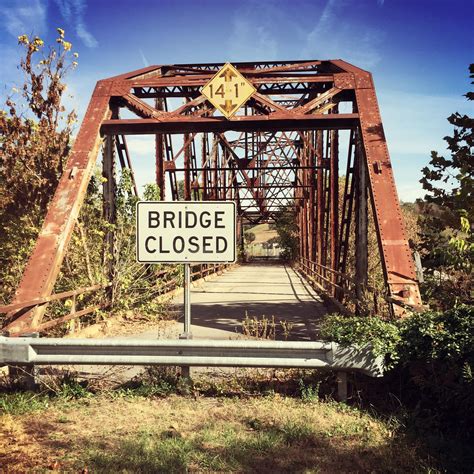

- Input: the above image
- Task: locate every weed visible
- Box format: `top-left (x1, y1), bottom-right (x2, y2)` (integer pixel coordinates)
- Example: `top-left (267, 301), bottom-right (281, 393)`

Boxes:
top-left (41, 371), bottom-right (92, 400)
top-left (0, 391), bottom-right (50, 415)
top-left (84, 429), bottom-right (195, 472)
top-left (118, 366), bottom-right (182, 399)
top-left (280, 319), bottom-right (295, 340)
top-left (280, 420), bottom-right (315, 444)
top-left (241, 312), bottom-right (295, 340)
top-left (242, 312), bottom-right (276, 339)
top-left (299, 377), bottom-right (320, 402)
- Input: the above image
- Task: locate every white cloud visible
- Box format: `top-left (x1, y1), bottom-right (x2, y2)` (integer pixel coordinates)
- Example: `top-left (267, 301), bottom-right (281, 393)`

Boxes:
top-left (139, 49), bottom-right (149, 67)
top-left (227, 1), bottom-right (281, 61)
top-left (301, 0), bottom-right (382, 68)
top-left (0, 0), bottom-right (47, 37)
top-left (378, 88), bottom-right (470, 202)
top-left (54, 0), bottom-right (98, 48)
top-left (379, 89), bottom-right (468, 156)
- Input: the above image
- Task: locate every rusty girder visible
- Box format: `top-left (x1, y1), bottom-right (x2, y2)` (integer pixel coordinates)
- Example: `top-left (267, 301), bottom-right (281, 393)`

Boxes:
top-left (1, 59), bottom-right (422, 335)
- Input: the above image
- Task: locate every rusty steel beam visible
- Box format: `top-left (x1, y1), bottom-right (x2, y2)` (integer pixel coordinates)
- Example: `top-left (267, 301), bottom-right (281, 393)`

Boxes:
top-left (332, 60), bottom-right (422, 313)
top-left (101, 114), bottom-right (359, 135)
top-left (3, 81), bottom-right (112, 334)
top-left (329, 120), bottom-right (339, 294)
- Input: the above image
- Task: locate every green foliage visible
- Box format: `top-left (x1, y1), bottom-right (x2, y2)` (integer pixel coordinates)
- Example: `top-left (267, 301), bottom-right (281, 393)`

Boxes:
top-left (244, 231), bottom-right (256, 244)
top-left (321, 306), bottom-right (474, 375)
top-left (298, 378), bottom-right (320, 402)
top-left (55, 375), bottom-right (92, 400)
top-left (320, 314), bottom-right (401, 369)
top-left (0, 391), bottom-right (50, 415)
top-left (321, 306), bottom-right (474, 438)
top-left (122, 366), bottom-right (182, 398)
top-left (0, 29), bottom-right (78, 213)
top-left (0, 29), bottom-right (78, 307)
top-left (398, 305), bottom-right (474, 366)
top-left (417, 64), bottom-right (473, 310)
top-left (420, 64), bottom-right (473, 219)
top-left (143, 183), bottom-right (161, 201)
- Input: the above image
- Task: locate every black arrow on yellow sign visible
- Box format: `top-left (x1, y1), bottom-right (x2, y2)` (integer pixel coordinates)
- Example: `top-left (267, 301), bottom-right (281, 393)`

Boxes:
top-left (220, 69), bottom-right (237, 82)
top-left (222, 100), bottom-right (236, 114)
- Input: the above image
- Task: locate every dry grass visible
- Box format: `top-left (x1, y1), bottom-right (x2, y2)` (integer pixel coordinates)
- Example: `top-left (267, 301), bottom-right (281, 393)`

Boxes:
top-left (247, 223), bottom-right (278, 244)
top-left (0, 392), bottom-right (437, 473)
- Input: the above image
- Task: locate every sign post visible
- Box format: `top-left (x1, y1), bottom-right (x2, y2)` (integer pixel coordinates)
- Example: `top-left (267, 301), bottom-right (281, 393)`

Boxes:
top-left (136, 201), bottom-right (236, 350)
top-left (181, 262), bottom-right (192, 339)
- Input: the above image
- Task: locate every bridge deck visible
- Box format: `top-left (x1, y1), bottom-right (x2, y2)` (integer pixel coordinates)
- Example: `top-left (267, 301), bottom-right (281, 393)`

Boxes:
top-left (168, 263), bottom-right (328, 341)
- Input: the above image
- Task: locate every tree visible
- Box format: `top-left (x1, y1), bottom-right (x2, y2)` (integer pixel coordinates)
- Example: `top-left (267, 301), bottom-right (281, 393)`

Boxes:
top-left (244, 231), bottom-right (256, 244)
top-left (273, 207), bottom-right (299, 261)
top-left (0, 28), bottom-right (78, 214)
top-left (0, 28), bottom-right (78, 304)
top-left (417, 64), bottom-right (473, 309)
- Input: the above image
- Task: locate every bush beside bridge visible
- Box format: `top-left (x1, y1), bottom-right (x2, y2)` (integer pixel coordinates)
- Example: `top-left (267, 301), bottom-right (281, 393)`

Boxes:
top-left (321, 305), bottom-right (474, 441)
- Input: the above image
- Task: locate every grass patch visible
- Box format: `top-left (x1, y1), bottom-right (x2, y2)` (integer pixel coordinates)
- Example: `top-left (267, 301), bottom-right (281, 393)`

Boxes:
top-left (86, 429), bottom-right (196, 473)
top-left (0, 368), bottom-right (471, 471)
top-left (1, 394), bottom-right (440, 472)
top-left (76, 399), bottom-right (434, 473)
top-left (0, 391), bottom-right (50, 415)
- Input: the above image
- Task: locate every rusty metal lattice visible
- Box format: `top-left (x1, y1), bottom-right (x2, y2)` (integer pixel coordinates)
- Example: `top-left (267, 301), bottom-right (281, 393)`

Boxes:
top-left (1, 59), bottom-right (423, 335)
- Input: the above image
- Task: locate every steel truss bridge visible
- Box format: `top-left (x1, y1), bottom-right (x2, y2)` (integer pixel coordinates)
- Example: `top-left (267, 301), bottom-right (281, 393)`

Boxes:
top-left (1, 59), bottom-right (423, 336)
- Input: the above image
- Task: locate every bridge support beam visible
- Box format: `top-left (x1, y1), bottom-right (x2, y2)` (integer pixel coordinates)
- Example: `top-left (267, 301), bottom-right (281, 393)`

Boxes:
top-left (103, 133), bottom-right (116, 305)
top-left (355, 131), bottom-right (368, 314)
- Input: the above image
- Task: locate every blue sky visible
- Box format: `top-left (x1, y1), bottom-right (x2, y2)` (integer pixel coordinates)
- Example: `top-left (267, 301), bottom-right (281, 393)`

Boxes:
top-left (0, 0), bottom-right (472, 201)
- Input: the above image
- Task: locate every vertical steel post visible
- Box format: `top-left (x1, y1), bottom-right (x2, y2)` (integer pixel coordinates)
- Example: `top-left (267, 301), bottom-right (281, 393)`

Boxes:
top-left (337, 371), bottom-right (348, 402)
top-left (184, 132), bottom-right (191, 201)
top-left (180, 262), bottom-right (192, 380)
top-left (180, 262), bottom-right (192, 339)
top-left (308, 132), bottom-right (316, 263)
top-left (212, 135), bottom-right (218, 200)
top-left (355, 131), bottom-right (368, 313)
top-left (103, 131), bottom-right (116, 304)
top-left (201, 134), bottom-right (207, 200)
top-left (155, 99), bottom-right (165, 200)
top-left (316, 130), bottom-right (324, 282)
top-left (330, 124), bottom-right (339, 294)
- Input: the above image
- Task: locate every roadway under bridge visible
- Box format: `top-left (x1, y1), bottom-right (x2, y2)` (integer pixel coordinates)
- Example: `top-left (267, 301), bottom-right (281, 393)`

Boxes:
top-left (164, 262), bottom-right (328, 341)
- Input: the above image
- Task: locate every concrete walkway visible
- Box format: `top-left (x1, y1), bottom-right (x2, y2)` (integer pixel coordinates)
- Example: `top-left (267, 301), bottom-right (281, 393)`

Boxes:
top-left (156, 263), bottom-right (328, 341)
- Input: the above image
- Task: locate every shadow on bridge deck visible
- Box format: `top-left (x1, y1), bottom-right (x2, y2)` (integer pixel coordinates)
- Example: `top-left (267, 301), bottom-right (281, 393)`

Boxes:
top-left (167, 263), bottom-right (328, 341)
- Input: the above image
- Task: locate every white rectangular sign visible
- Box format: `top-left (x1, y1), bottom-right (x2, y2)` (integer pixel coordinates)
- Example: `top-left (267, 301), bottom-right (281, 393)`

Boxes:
top-left (136, 201), bottom-right (236, 263)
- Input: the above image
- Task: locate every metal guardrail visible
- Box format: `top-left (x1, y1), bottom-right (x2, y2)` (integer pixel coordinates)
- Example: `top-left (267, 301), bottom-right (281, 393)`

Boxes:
top-left (0, 337), bottom-right (383, 378)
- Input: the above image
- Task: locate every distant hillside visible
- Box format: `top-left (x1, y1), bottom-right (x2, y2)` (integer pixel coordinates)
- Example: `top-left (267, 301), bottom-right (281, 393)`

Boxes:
top-left (245, 223), bottom-right (278, 244)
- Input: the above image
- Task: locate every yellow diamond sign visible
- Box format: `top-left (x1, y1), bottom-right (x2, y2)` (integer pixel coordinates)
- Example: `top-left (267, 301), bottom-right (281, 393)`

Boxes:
top-left (201, 63), bottom-right (256, 119)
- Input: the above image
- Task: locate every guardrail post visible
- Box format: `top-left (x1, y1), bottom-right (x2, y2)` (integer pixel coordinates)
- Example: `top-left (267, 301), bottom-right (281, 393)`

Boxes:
top-left (336, 371), bottom-right (348, 402)
top-left (8, 332), bottom-right (39, 390)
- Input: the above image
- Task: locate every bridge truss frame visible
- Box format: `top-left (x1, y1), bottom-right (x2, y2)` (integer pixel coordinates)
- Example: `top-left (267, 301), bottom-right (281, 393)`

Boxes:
top-left (2, 59), bottom-right (423, 335)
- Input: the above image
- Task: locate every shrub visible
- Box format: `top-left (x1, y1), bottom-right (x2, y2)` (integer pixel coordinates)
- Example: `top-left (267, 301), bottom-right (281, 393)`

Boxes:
top-left (321, 305), bottom-right (474, 438)
top-left (320, 314), bottom-right (400, 369)
top-left (398, 305), bottom-right (474, 366)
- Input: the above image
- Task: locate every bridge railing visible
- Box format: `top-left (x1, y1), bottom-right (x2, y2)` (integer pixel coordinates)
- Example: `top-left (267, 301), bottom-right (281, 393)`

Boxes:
top-left (0, 263), bottom-right (232, 336)
top-left (298, 257), bottom-right (356, 297)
